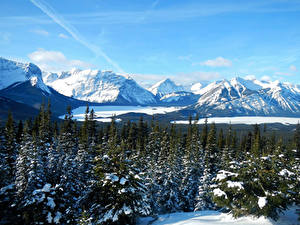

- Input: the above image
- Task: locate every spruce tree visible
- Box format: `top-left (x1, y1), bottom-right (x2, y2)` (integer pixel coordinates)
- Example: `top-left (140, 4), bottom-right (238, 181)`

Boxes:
top-left (294, 122), bottom-right (300, 158)
top-left (57, 106), bottom-right (79, 223)
top-left (4, 111), bottom-right (17, 182)
top-left (197, 122), bottom-right (218, 210)
top-left (182, 119), bottom-right (203, 212)
top-left (213, 149), bottom-right (296, 220)
top-left (201, 118), bottom-right (208, 149)
top-left (91, 124), bottom-right (151, 224)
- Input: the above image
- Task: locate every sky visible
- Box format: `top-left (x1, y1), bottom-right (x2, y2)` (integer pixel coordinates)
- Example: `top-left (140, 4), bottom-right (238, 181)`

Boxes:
top-left (0, 0), bottom-right (300, 87)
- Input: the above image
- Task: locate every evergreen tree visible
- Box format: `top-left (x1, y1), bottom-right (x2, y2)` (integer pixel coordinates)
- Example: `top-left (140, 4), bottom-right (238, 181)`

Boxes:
top-left (16, 120), bottom-right (23, 144)
top-left (213, 153), bottom-right (296, 220)
top-left (200, 118), bottom-right (208, 149)
top-left (155, 129), bottom-right (182, 213)
top-left (251, 124), bottom-right (261, 157)
top-left (0, 123), bottom-right (18, 224)
top-left (0, 112), bottom-right (18, 223)
top-left (144, 121), bottom-right (161, 213)
top-left (0, 127), bottom-right (11, 188)
top-left (91, 128), bottom-right (151, 224)
top-left (294, 122), bottom-right (300, 158)
top-left (4, 111), bottom-right (17, 182)
top-left (197, 122), bottom-right (218, 210)
top-left (182, 119), bottom-right (203, 211)
top-left (16, 122), bottom-right (51, 224)
top-left (57, 106), bottom-right (79, 223)
top-left (217, 128), bottom-right (225, 150)
top-left (76, 106), bottom-right (96, 197)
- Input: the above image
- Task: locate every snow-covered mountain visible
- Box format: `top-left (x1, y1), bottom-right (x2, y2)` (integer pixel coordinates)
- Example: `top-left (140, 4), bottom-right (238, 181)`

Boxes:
top-left (160, 91), bottom-right (200, 106)
top-left (0, 57), bottom-right (50, 93)
top-left (148, 78), bottom-right (185, 98)
top-left (43, 69), bottom-right (157, 105)
top-left (0, 58), bottom-right (85, 117)
top-left (190, 82), bottom-right (205, 94)
top-left (189, 77), bottom-right (300, 117)
top-left (1, 57), bottom-right (300, 119)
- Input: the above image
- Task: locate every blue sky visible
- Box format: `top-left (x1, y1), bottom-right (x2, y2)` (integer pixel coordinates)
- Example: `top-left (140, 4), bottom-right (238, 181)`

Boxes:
top-left (0, 0), bottom-right (299, 86)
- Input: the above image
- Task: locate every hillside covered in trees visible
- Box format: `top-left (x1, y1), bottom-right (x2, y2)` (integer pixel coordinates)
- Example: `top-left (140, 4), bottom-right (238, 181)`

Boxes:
top-left (0, 104), bottom-right (299, 224)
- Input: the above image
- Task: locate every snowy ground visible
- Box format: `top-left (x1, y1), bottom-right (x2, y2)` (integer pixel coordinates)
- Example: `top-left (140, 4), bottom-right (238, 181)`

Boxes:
top-left (172, 116), bottom-right (300, 125)
top-left (137, 209), bottom-right (299, 225)
top-left (65, 105), bottom-right (184, 121)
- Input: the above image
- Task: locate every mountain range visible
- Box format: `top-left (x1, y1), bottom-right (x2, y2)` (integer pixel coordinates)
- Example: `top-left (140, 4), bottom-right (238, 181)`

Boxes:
top-left (0, 57), bottom-right (300, 121)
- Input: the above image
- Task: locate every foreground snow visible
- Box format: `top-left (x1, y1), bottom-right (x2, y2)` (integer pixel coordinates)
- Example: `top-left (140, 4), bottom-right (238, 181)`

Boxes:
top-left (138, 209), bottom-right (299, 225)
top-left (67, 105), bottom-right (184, 121)
top-left (172, 116), bottom-right (300, 125)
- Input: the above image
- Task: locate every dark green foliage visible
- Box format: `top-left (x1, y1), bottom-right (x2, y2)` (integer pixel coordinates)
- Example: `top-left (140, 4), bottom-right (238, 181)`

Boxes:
top-left (93, 122), bottom-right (151, 224)
top-left (213, 154), bottom-right (296, 220)
top-left (0, 108), bottom-right (299, 224)
top-left (294, 122), bottom-right (300, 158)
top-left (201, 118), bottom-right (208, 149)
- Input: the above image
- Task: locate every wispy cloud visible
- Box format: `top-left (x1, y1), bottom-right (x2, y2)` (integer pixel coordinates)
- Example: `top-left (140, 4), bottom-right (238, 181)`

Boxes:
top-left (261, 75), bottom-right (272, 82)
top-left (68, 1), bottom-right (300, 25)
top-left (31, 29), bottom-right (49, 36)
top-left (244, 75), bottom-right (256, 80)
top-left (274, 71), bottom-right (294, 76)
top-left (130, 73), bottom-right (170, 88)
top-left (30, 0), bottom-right (124, 73)
top-left (198, 57), bottom-right (232, 67)
top-left (177, 71), bottom-right (220, 83)
top-left (58, 33), bottom-right (68, 39)
top-left (137, 0), bottom-right (160, 23)
top-left (28, 49), bottom-right (92, 72)
top-left (131, 70), bottom-right (221, 87)
top-left (4, 0), bottom-right (300, 26)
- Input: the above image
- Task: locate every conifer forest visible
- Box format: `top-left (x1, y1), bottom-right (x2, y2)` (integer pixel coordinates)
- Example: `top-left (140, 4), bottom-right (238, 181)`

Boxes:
top-left (0, 104), bottom-right (299, 225)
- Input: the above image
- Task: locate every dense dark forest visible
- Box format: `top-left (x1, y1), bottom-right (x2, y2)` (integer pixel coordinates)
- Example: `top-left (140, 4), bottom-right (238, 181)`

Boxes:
top-left (0, 103), bottom-right (299, 225)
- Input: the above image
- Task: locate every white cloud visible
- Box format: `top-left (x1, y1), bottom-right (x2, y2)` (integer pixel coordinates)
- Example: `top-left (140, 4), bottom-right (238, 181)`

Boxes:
top-left (260, 75), bottom-right (271, 82)
top-left (244, 75), bottom-right (256, 80)
top-left (130, 73), bottom-right (170, 88)
top-left (31, 29), bottom-right (49, 36)
top-left (199, 57), bottom-right (232, 67)
top-left (131, 71), bottom-right (220, 88)
top-left (177, 71), bottom-right (220, 83)
top-left (290, 65), bottom-right (297, 71)
top-left (58, 33), bottom-right (68, 39)
top-left (28, 49), bottom-right (92, 72)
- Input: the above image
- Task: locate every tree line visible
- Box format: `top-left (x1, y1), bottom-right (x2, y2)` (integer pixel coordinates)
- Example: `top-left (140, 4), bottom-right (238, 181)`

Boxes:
top-left (0, 104), bottom-right (299, 224)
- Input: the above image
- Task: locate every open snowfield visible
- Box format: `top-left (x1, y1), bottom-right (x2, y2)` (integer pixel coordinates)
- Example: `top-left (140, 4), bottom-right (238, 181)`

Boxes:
top-left (172, 116), bottom-right (300, 125)
top-left (137, 209), bottom-right (299, 225)
top-left (67, 105), bottom-right (184, 121)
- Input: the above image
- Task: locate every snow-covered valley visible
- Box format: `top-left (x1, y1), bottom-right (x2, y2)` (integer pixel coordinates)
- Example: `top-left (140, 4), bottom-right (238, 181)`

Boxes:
top-left (138, 208), bottom-right (300, 225)
top-left (65, 105), bottom-right (185, 121)
top-left (172, 116), bottom-right (300, 125)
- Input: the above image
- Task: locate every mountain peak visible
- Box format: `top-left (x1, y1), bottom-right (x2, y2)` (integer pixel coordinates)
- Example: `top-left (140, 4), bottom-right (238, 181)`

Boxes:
top-left (149, 78), bottom-right (184, 97)
top-left (0, 57), bottom-right (49, 92)
top-left (43, 69), bottom-right (156, 104)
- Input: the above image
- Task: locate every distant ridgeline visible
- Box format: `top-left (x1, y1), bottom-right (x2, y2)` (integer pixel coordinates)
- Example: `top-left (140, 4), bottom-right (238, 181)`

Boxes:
top-left (0, 105), bottom-right (299, 224)
top-left (1, 57), bottom-right (300, 122)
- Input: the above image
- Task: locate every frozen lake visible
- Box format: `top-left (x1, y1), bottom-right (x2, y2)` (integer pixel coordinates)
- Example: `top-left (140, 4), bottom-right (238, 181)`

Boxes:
top-left (66, 105), bottom-right (184, 121)
top-left (172, 116), bottom-right (300, 125)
